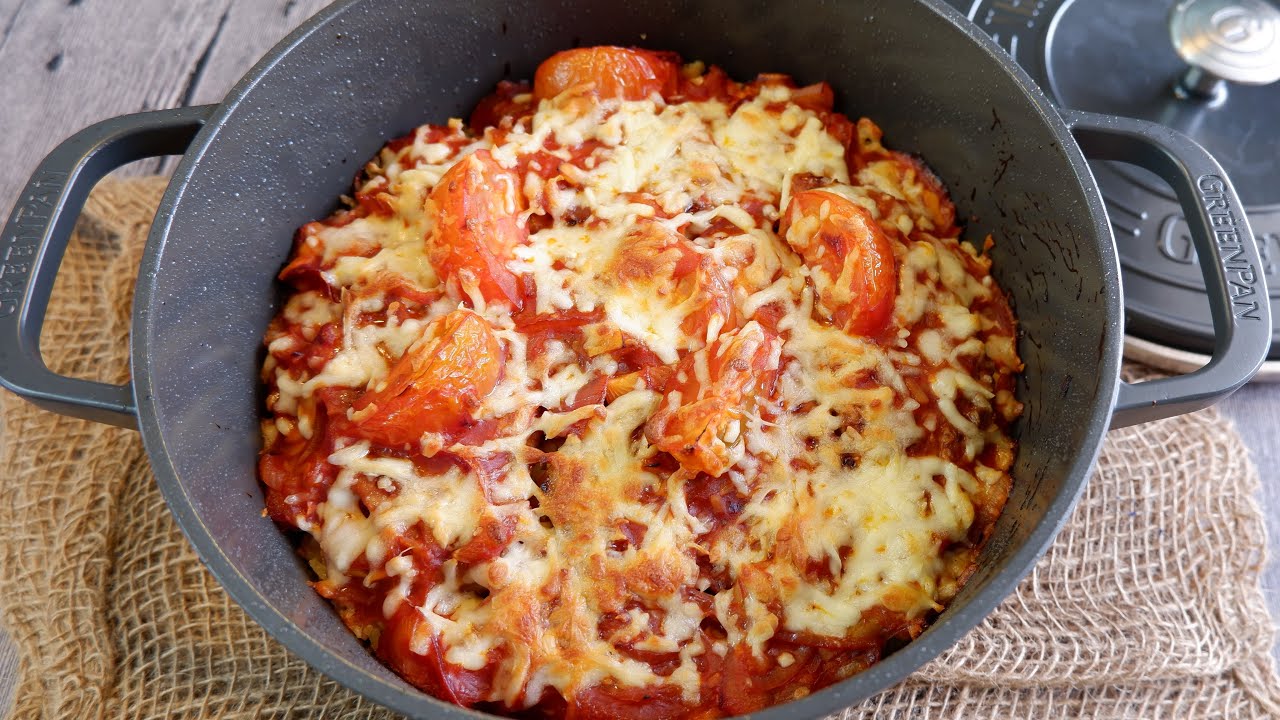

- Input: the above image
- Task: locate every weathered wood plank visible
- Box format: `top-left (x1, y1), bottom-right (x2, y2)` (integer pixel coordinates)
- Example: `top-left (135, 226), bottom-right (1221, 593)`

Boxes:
top-left (0, 0), bottom-right (330, 219)
top-left (0, 2), bottom-right (334, 715)
top-left (0, 0), bottom-right (231, 211)
top-left (154, 0), bottom-right (332, 173)
top-left (187, 0), bottom-right (332, 105)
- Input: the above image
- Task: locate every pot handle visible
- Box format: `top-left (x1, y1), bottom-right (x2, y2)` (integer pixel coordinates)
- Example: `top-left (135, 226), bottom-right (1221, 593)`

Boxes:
top-left (0, 105), bottom-right (216, 429)
top-left (1062, 109), bottom-right (1271, 429)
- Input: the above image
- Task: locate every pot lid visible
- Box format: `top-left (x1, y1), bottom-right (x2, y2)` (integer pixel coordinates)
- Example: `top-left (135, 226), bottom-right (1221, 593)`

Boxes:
top-left (946, 0), bottom-right (1280, 366)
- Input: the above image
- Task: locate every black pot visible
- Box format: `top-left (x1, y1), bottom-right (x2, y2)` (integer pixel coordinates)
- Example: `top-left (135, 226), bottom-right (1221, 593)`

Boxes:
top-left (0, 0), bottom-right (1271, 717)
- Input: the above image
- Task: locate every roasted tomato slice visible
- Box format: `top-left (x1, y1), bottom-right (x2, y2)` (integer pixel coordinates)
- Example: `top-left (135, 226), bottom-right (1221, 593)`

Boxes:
top-left (719, 642), bottom-right (820, 715)
top-left (569, 682), bottom-right (700, 720)
top-left (608, 219), bottom-right (737, 349)
top-left (780, 188), bottom-right (897, 337)
top-left (427, 150), bottom-right (526, 309)
top-left (787, 81), bottom-right (835, 113)
top-left (533, 46), bottom-right (680, 101)
top-left (454, 512), bottom-right (517, 565)
top-left (645, 322), bottom-right (780, 476)
top-left (377, 607), bottom-right (490, 707)
top-left (470, 80), bottom-right (535, 130)
top-left (351, 309), bottom-right (504, 447)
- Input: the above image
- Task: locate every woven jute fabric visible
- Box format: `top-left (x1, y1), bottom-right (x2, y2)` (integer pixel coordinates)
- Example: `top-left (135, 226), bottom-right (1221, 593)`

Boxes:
top-left (1, 176), bottom-right (1279, 719)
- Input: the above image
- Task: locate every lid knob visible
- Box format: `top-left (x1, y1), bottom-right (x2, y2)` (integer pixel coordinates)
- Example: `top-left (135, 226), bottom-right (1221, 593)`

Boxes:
top-left (1169, 0), bottom-right (1280, 101)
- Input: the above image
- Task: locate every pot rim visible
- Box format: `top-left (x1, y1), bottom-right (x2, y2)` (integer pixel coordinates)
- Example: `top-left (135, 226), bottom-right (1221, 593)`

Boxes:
top-left (130, 0), bottom-right (1123, 717)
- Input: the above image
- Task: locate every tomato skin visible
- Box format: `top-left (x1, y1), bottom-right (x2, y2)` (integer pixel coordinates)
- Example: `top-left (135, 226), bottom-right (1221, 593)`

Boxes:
top-left (567, 683), bottom-right (703, 720)
top-left (673, 64), bottom-right (737, 104)
top-left (351, 309), bottom-right (504, 447)
top-left (788, 81), bottom-right (835, 113)
top-left (454, 513), bottom-right (517, 565)
top-left (645, 322), bottom-right (780, 477)
top-left (533, 46), bottom-right (680, 101)
top-left (515, 307), bottom-right (604, 334)
top-left (609, 220), bottom-right (737, 349)
top-left (428, 150), bottom-right (526, 309)
top-left (780, 189), bottom-right (898, 337)
top-left (719, 642), bottom-right (820, 715)
top-left (377, 607), bottom-right (491, 707)
top-left (470, 80), bottom-right (535, 129)
top-left (351, 274), bottom-right (443, 326)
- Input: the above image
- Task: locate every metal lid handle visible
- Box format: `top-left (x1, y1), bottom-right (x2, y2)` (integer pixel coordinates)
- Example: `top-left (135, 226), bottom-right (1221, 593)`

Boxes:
top-left (1170, 0), bottom-right (1280, 102)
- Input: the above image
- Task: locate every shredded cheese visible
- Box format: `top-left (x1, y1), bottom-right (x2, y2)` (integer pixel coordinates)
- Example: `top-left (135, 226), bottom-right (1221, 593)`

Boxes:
top-left (259, 61), bottom-right (1024, 716)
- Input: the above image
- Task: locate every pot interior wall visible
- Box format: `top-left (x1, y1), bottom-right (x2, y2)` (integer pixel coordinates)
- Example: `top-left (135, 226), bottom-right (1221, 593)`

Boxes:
top-left (139, 0), bottom-right (1119, 713)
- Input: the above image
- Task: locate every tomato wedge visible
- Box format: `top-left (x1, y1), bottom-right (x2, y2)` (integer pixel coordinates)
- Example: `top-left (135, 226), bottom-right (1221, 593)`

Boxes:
top-left (377, 607), bottom-right (490, 707)
top-left (569, 682), bottom-right (700, 720)
top-left (609, 219), bottom-right (737, 348)
top-left (719, 642), bottom-right (819, 715)
top-left (645, 322), bottom-right (780, 476)
top-left (533, 46), bottom-right (679, 101)
top-left (780, 188), bottom-right (897, 337)
top-left (469, 79), bottom-right (535, 130)
top-left (351, 309), bottom-right (504, 447)
top-left (454, 513), bottom-right (517, 565)
top-left (427, 150), bottom-right (526, 309)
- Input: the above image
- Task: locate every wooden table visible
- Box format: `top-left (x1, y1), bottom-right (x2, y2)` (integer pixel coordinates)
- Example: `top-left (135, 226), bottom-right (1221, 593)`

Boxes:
top-left (1, 0), bottom-right (1277, 714)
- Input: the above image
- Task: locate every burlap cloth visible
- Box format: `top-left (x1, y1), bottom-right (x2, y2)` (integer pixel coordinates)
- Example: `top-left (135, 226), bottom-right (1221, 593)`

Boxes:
top-left (2, 176), bottom-right (1279, 719)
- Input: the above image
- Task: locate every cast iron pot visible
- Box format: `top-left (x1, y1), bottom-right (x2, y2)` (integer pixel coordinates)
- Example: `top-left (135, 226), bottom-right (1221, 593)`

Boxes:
top-left (0, 0), bottom-right (1272, 717)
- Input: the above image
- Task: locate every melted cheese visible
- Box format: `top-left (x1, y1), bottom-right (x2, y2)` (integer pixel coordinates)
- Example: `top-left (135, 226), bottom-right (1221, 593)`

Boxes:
top-left (715, 85), bottom-right (849, 193)
top-left (260, 67), bottom-right (1024, 714)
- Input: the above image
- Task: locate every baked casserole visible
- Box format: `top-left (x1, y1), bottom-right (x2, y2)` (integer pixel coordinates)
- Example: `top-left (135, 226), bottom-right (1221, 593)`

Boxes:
top-left (259, 47), bottom-right (1023, 718)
